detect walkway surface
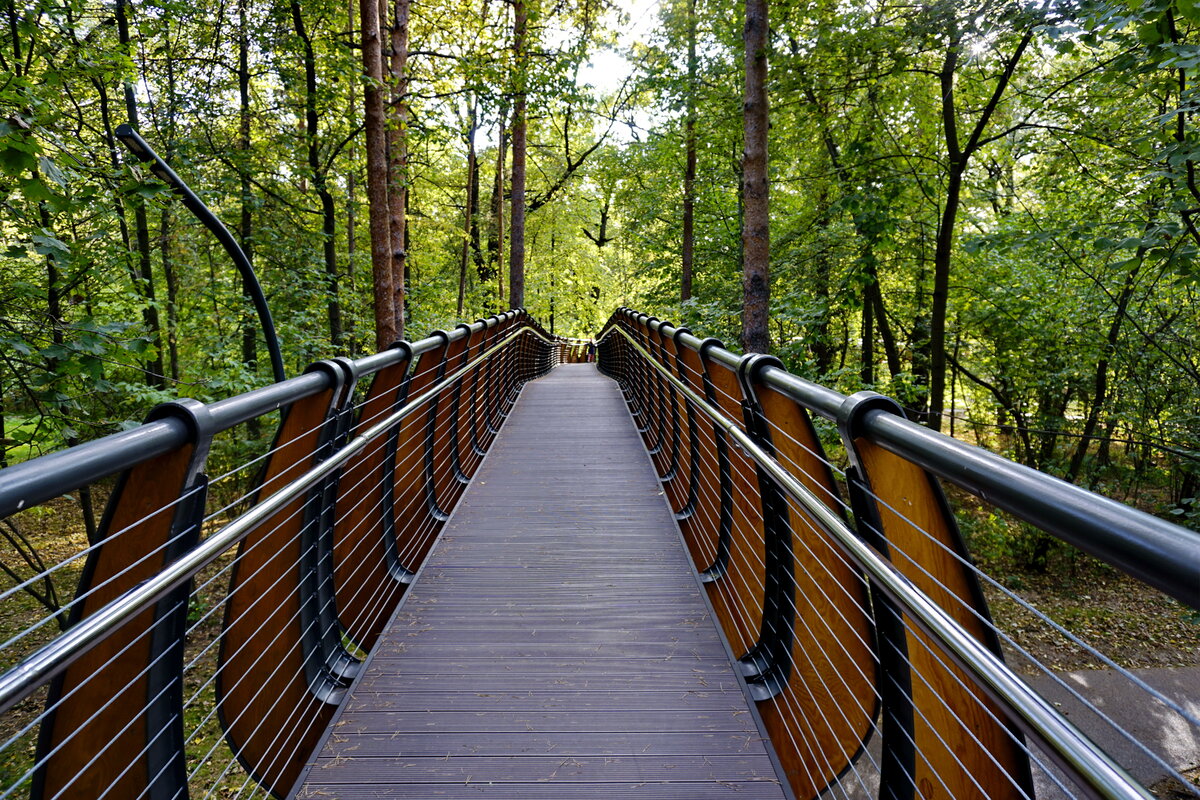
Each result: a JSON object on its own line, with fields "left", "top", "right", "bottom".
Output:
{"left": 294, "top": 363, "right": 787, "bottom": 799}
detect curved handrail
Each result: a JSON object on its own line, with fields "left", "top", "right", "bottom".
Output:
{"left": 601, "top": 322, "right": 1154, "bottom": 800}
{"left": 0, "top": 311, "right": 529, "bottom": 520}
{"left": 599, "top": 308, "right": 1200, "bottom": 610}
{"left": 0, "top": 322, "right": 559, "bottom": 716}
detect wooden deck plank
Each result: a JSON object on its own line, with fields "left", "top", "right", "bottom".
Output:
{"left": 294, "top": 364, "right": 786, "bottom": 799}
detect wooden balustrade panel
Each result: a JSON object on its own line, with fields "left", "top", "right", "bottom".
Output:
{"left": 392, "top": 349, "right": 444, "bottom": 575}
{"left": 455, "top": 328, "right": 484, "bottom": 478}
{"left": 473, "top": 328, "right": 499, "bottom": 450}
{"left": 332, "top": 357, "right": 411, "bottom": 651}
{"left": 32, "top": 444, "right": 201, "bottom": 800}
{"left": 660, "top": 334, "right": 692, "bottom": 515}
{"left": 852, "top": 438, "right": 1032, "bottom": 800}
{"left": 431, "top": 335, "right": 470, "bottom": 513}
{"left": 644, "top": 327, "right": 673, "bottom": 477}
{"left": 217, "top": 389, "right": 338, "bottom": 797}
{"left": 756, "top": 387, "right": 877, "bottom": 800}
{"left": 701, "top": 359, "right": 766, "bottom": 659}
{"left": 676, "top": 345, "right": 721, "bottom": 568}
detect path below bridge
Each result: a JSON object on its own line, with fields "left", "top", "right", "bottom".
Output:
{"left": 294, "top": 363, "right": 787, "bottom": 799}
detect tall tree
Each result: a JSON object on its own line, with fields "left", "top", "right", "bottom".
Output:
{"left": 361, "top": 0, "right": 397, "bottom": 348}
{"left": 740, "top": 0, "right": 770, "bottom": 354}
{"left": 115, "top": 0, "right": 166, "bottom": 387}
{"left": 389, "top": 0, "right": 410, "bottom": 337}
{"left": 681, "top": 0, "right": 697, "bottom": 303}
{"left": 509, "top": 0, "right": 529, "bottom": 308}
{"left": 926, "top": 9, "right": 1033, "bottom": 430}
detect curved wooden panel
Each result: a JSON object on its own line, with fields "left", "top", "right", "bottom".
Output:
{"left": 431, "top": 335, "right": 470, "bottom": 514}
{"left": 33, "top": 433, "right": 205, "bottom": 800}
{"left": 333, "top": 356, "right": 411, "bottom": 650}
{"left": 756, "top": 386, "right": 877, "bottom": 800}
{"left": 217, "top": 388, "right": 339, "bottom": 798}
{"left": 675, "top": 345, "right": 722, "bottom": 570}
{"left": 851, "top": 435, "right": 1032, "bottom": 800}
{"left": 394, "top": 347, "right": 445, "bottom": 574}
{"left": 701, "top": 358, "right": 765, "bottom": 659}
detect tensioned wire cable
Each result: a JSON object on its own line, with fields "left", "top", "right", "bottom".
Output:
{"left": 0, "top": 326, "right": 554, "bottom": 728}
{"left": 38, "top": 335, "right": 552, "bottom": 796}
{"left": 602, "top": 324, "right": 1157, "bottom": 800}
{"left": 619, "top": 355, "right": 1080, "bottom": 800}
{"left": 624, "top": 326, "right": 1200, "bottom": 754}
{"left": 630, "top": 333, "right": 1184, "bottom": 800}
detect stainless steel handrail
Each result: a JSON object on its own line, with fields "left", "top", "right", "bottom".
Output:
{"left": 608, "top": 309, "right": 1200, "bottom": 610}
{"left": 604, "top": 323, "right": 1154, "bottom": 800}
{"left": 0, "top": 324, "right": 557, "bottom": 715}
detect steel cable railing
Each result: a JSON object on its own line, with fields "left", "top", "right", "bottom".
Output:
{"left": 0, "top": 309, "right": 563, "bottom": 799}
{"left": 596, "top": 308, "right": 1200, "bottom": 800}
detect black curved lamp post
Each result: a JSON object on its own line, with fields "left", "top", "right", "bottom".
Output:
{"left": 115, "top": 124, "right": 286, "bottom": 384}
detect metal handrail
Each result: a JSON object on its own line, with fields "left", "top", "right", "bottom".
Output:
{"left": 0, "top": 311, "right": 525, "bottom": 520}
{"left": 607, "top": 309, "right": 1200, "bottom": 611}
{"left": 601, "top": 322, "right": 1154, "bottom": 800}
{"left": 0, "top": 323, "right": 557, "bottom": 716}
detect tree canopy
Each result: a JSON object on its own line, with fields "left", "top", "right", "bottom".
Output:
{"left": 2, "top": 0, "right": 1199, "bottom": 532}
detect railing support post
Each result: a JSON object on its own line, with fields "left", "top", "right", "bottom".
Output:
{"left": 736, "top": 354, "right": 795, "bottom": 700}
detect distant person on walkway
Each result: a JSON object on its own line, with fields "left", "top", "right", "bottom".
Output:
{"left": 586, "top": 341, "right": 597, "bottom": 363}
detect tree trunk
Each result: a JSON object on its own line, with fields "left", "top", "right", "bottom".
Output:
{"left": 345, "top": 0, "right": 359, "bottom": 353}
{"left": 361, "top": 0, "right": 396, "bottom": 350}
{"left": 1066, "top": 260, "right": 1141, "bottom": 482}
{"left": 291, "top": 0, "right": 343, "bottom": 348}
{"left": 489, "top": 108, "right": 508, "bottom": 305}
{"left": 458, "top": 101, "right": 477, "bottom": 318}
{"left": 681, "top": 0, "right": 697, "bottom": 304}
{"left": 929, "top": 24, "right": 1033, "bottom": 431}
{"left": 388, "top": 0, "right": 409, "bottom": 338}
{"left": 237, "top": 0, "right": 259, "bottom": 379}
{"left": 860, "top": 286, "right": 874, "bottom": 385}
{"left": 740, "top": 0, "right": 770, "bottom": 354}
{"left": 116, "top": 0, "right": 165, "bottom": 389}
{"left": 509, "top": 0, "right": 528, "bottom": 308}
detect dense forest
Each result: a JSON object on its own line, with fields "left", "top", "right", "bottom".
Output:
{"left": 1, "top": 0, "right": 1198, "bottom": 533}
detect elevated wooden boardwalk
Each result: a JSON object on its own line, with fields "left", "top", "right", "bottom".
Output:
{"left": 294, "top": 363, "right": 787, "bottom": 798}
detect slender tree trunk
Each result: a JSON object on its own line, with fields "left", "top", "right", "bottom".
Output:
{"left": 160, "top": 210, "right": 180, "bottom": 381}
{"left": 388, "top": 0, "right": 410, "bottom": 337}
{"left": 237, "top": 0, "right": 259, "bottom": 379}
{"left": 116, "top": 0, "right": 165, "bottom": 388}
{"left": 345, "top": 0, "right": 359, "bottom": 353}
{"left": 509, "top": 0, "right": 528, "bottom": 308}
{"left": 160, "top": 43, "right": 180, "bottom": 382}
{"left": 361, "top": 0, "right": 396, "bottom": 349}
{"left": 458, "top": 101, "right": 477, "bottom": 317}
{"left": 1066, "top": 261, "right": 1140, "bottom": 481}
{"left": 860, "top": 286, "right": 874, "bottom": 385}
{"left": 929, "top": 24, "right": 1032, "bottom": 431}
{"left": 489, "top": 107, "right": 508, "bottom": 305}
{"left": 291, "top": 1, "right": 342, "bottom": 347}
{"left": 740, "top": 0, "right": 770, "bottom": 354}
{"left": 681, "top": 0, "right": 697, "bottom": 304}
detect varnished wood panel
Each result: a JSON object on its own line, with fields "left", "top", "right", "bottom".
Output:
{"left": 854, "top": 437, "right": 1031, "bottom": 800}
{"left": 218, "top": 389, "right": 339, "bottom": 797}
{"left": 757, "top": 386, "right": 877, "bottom": 800}
{"left": 333, "top": 356, "right": 411, "bottom": 650}
{"left": 33, "top": 443, "right": 200, "bottom": 800}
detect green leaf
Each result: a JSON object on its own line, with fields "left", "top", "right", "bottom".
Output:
{"left": 38, "top": 156, "right": 66, "bottom": 187}
{"left": 30, "top": 232, "right": 69, "bottom": 257}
